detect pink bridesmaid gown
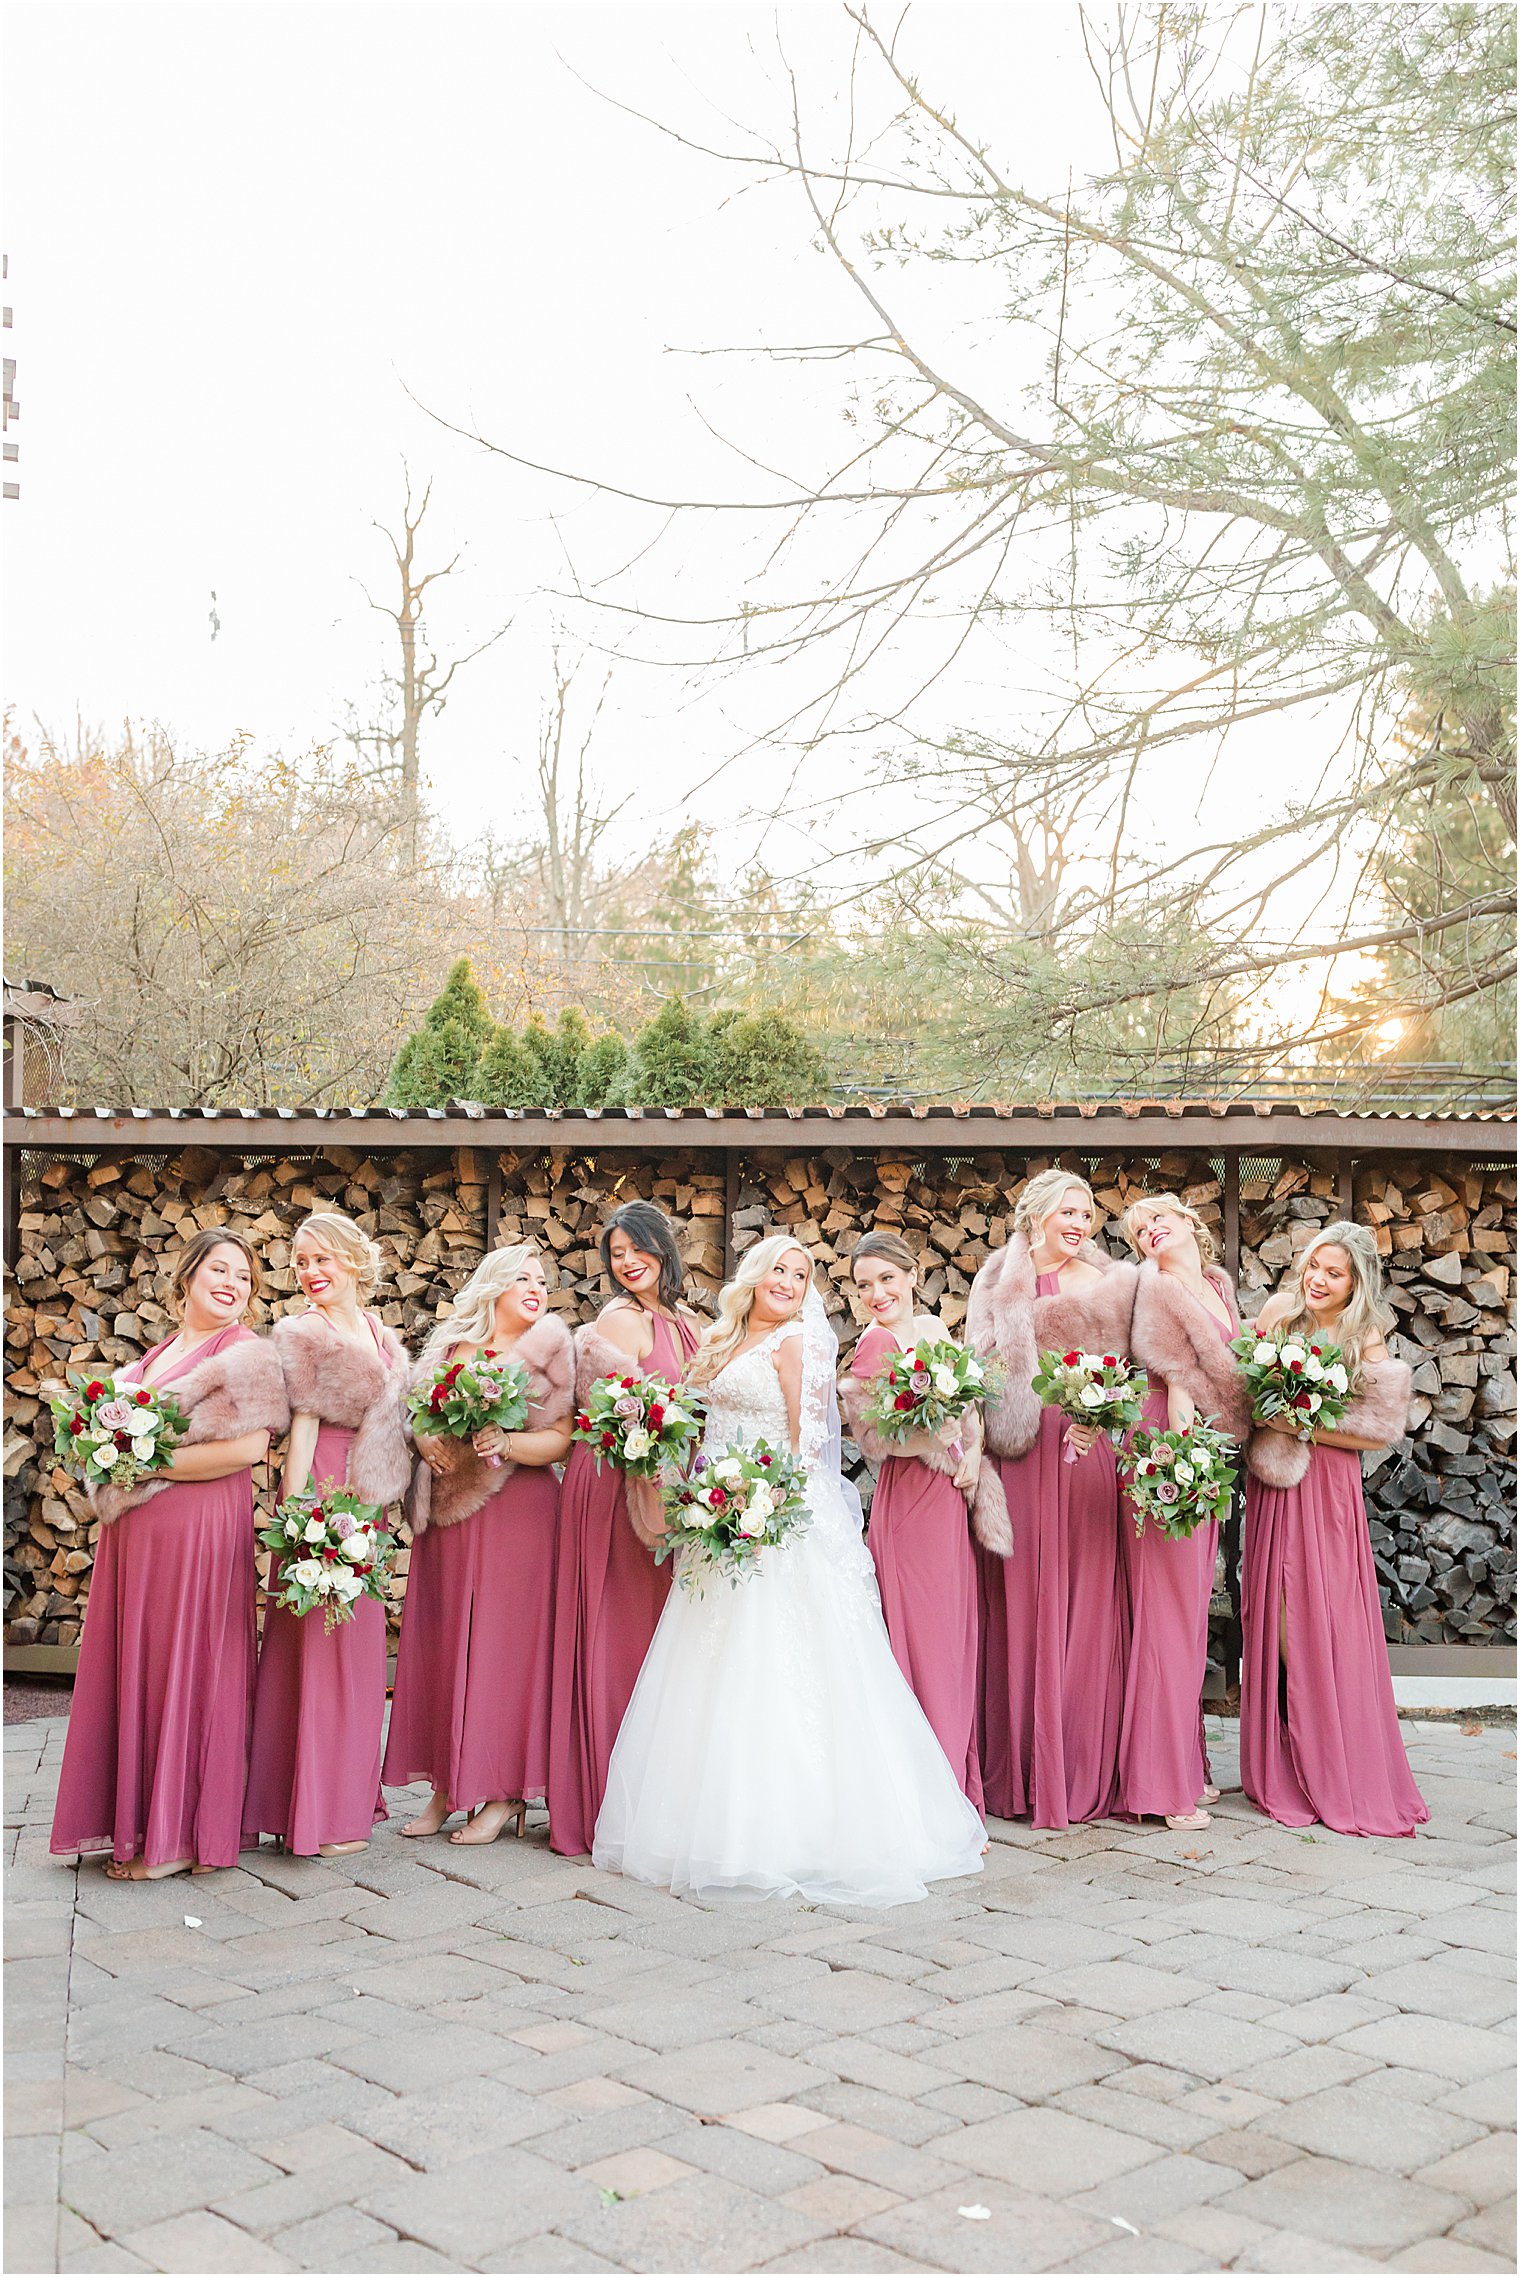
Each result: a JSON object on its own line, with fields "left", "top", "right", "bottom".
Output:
{"left": 548, "top": 1311, "right": 697, "bottom": 1858}
{"left": 980, "top": 1272, "right": 1126, "bottom": 1829}
{"left": 51, "top": 1326, "right": 258, "bottom": 1870}
{"left": 852, "top": 1326, "right": 982, "bottom": 1807}
{"left": 1115, "top": 1312, "right": 1233, "bottom": 1818}
{"left": 243, "top": 1326, "right": 395, "bottom": 1853}
{"left": 1240, "top": 1446, "right": 1428, "bottom": 1836}
{"left": 383, "top": 1461, "right": 558, "bottom": 1814}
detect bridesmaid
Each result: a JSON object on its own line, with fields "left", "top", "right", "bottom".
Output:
{"left": 1240, "top": 1221, "right": 1427, "bottom": 1837}
{"left": 244, "top": 1213, "right": 410, "bottom": 1858}
{"left": 51, "top": 1230, "right": 288, "bottom": 1880}
{"left": 840, "top": 1232, "right": 1010, "bottom": 1806}
{"left": 547, "top": 1202, "right": 701, "bottom": 1858}
{"left": 1120, "top": 1194, "right": 1250, "bottom": 1831}
{"left": 967, "top": 1169, "right": 1137, "bottom": 1828}
{"left": 384, "top": 1244, "right": 573, "bottom": 1845}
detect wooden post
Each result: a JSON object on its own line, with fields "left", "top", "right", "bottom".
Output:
{"left": 1223, "top": 1149, "right": 1240, "bottom": 1282}
{"left": 723, "top": 1152, "right": 740, "bottom": 1282}
{"left": 1221, "top": 1147, "right": 1243, "bottom": 1696}
{"left": 486, "top": 1154, "right": 502, "bottom": 1250}
{"left": 1338, "top": 1150, "right": 1354, "bottom": 1219}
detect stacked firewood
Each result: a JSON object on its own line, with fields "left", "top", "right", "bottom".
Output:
{"left": 5, "top": 1142, "right": 1514, "bottom": 1654}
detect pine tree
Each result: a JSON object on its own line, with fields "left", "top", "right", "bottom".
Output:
{"left": 708, "top": 1010, "right": 830, "bottom": 1106}
{"left": 384, "top": 957, "right": 495, "bottom": 1106}
{"left": 622, "top": 998, "right": 712, "bottom": 1106}
{"left": 575, "top": 1031, "right": 628, "bottom": 1107}
{"left": 475, "top": 1026, "right": 553, "bottom": 1109}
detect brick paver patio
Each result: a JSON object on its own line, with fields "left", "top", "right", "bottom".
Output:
{"left": 6, "top": 1714, "right": 1514, "bottom": 2276}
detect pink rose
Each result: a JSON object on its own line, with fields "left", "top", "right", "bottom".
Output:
{"left": 94, "top": 1400, "right": 138, "bottom": 1432}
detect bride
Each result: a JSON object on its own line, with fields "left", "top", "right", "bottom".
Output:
{"left": 593, "top": 1236, "right": 987, "bottom": 1906}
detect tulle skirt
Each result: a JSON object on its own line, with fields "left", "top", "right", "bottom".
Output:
{"left": 593, "top": 1479, "right": 986, "bottom": 1907}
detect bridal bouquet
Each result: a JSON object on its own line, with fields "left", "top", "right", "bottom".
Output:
{"left": 1032, "top": 1349, "right": 1148, "bottom": 1463}
{"left": 863, "top": 1338, "right": 999, "bottom": 1448}
{"left": 656, "top": 1438, "right": 810, "bottom": 1592}
{"left": 48, "top": 1375, "right": 188, "bottom": 1492}
{"left": 406, "top": 1353, "right": 531, "bottom": 1467}
{"left": 1122, "top": 1421, "right": 1237, "bottom": 1541}
{"left": 1230, "top": 1328, "right": 1352, "bottom": 1438}
{"left": 259, "top": 1485, "right": 396, "bottom": 1632}
{"left": 572, "top": 1373, "right": 707, "bottom": 1479}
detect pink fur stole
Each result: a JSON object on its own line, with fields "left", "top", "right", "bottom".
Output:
{"left": 1246, "top": 1357, "right": 1413, "bottom": 1488}
{"left": 839, "top": 1367, "right": 1013, "bottom": 1557}
{"left": 965, "top": 1232, "right": 1138, "bottom": 1461}
{"left": 405, "top": 1313, "right": 574, "bottom": 1536}
{"left": 273, "top": 1309, "right": 412, "bottom": 1507}
{"left": 1130, "top": 1262, "right": 1251, "bottom": 1440}
{"left": 90, "top": 1327, "right": 289, "bottom": 1524}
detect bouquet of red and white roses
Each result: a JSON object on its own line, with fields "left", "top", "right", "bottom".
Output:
{"left": 571, "top": 1373, "right": 706, "bottom": 1479}
{"left": 48, "top": 1374, "right": 188, "bottom": 1492}
{"left": 1229, "top": 1327, "right": 1352, "bottom": 1438}
{"left": 259, "top": 1485, "right": 396, "bottom": 1632}
{"left": 1031, "top": 1349, "right": 1148, "bottom": 1463}
{"left": 656, "top": 1438, "right": 810, "bottom": 1593}
{"left": 863, "top": 1337, "right": 998, "bottom": 1450}
{"left": 406, "top": 1353, "right": 531, "bottom": 1467}
{"left": 1122, "top": 1420, "right": 1237, "bottom": 1541}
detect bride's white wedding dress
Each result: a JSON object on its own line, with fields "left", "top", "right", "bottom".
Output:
{"left": 592, "top": 1302, "right": 986, "bottom": 1906}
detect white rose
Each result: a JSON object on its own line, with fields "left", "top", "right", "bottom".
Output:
{"left": 1327, "top": 1364, "right": 1348, "bottom": 1393}
{"left": 664, "top": 1406, "right": 689, "bottom": 1429}
{"left": 93, "top": 1442, "right": 119, "bottom": 1469}
{"left": 735, "top": 1488, "right": 771, "bottom": 1539}
{"left": 1174, "top": 1461, "right": 1196, "bottom": 1486}
{"left": 303, "top": 1517, "right": 326, "bottom": 1544}
{"left": 1078, "top": 1384, "right": 1105, "bottom": 1410}
{"left": 1303, "top": 1354, "right": 1325, "bottom": 1380}
{"left": 1253, "top": 1341, "right": 1277, "bottom": 1367}
{"left": 932, "top": 1368, "right": 959, "bottom": 1397}
{"left": 283, "top": 1517, "right": 302, "bottom": 1539}
{"left": 1279, "top": 1343, "right": 1307, "bottom": 1369}
{"left": 333, "top": 1568, "right": 363, "bottom": 1600}
{"left": 289, "top": 1559, "right": 323, "bottom": 1588}
{"left": 341, "top": 1531, "right": 373, "bottom": 1563}
{"left": 712, "top": 1458, "right": 743, "bottom": 1482}
{"left": 623, "top": 1427, "right": 652, "bottom": 1461}
{"left": 1305, "top": 1391, "right": 1323, "bottom": 1411}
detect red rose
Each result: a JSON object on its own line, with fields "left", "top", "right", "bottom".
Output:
{"left": 621, "top": 1377, "right": 636, "bottom": 1390}
{"left": 1292, "top": 1392, "right": 1312, "bottom": 1409}
{"left": 600, "top": 1431, "right": 615, "bottom": 1448}
{"left": 70, "top": 1417, "right": 85, "bottom": 1437}
{"left": 1062, "top": 1352, "right": 1079, "bottom": 1366}
{"left": 894, "top": 1391, "right": 915, "bottom": 1410}
{"left": 1104, "top": 1357, "right": 1118, "bottom": 1369}
{"left": 86, "top": 1381, "right": 104, "bottom": 1400}
{"left": 574, "top": 1413, "right": 590, "bottom": 1432}
{"left": 758, "top": 1454, "right": 772, "bottom": 1468}
{"left": 114, "top": 1431, "right": 131, "bottom": 1448}
{"left": 1287, "top": 1358, "right": 1303, "bottom": 1373}
{"left": 430, "top": 1387, "right": 446, "bottom": 1410}
{"left": 709, "top": 1488, "right": 728, "bottom": 1509}
{"left": 355, "top": 1564, "right": 372, "bottom": 1577}
{"left": 134, "top": 1389, "right": 152, "bottom": 1406}
{"left": 648, "top": 1405, "right": 665, "bottom": 1428}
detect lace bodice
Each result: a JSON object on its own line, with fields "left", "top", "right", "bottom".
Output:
{"left": 701, "top": 1323, "right": 798, "bottom": 1458}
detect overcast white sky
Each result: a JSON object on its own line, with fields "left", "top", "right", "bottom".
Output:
{"left": 4, "top": 3, "right": 1129, "bottom": 857}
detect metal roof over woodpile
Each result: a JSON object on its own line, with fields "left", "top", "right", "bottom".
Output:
{"left": 6, "top": 1099, "right": 1515, "bottom": 1154}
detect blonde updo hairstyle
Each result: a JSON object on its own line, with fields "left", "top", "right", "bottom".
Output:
{"left": 420, "top": 1242, "right": 542, "bottom": 1369}
{"left": 1013, "top": 1168, "right": 1095, "bottom": 1250}
{"left": 1275, "top": 1220, "right": 1389, "bottom": 1375}
{"left": 689, "top": 1233, "right": 813, "bottom": 1386}
{"left": 1121, "top": 1191, "right": 1219, "bottom": 1267}
{"left": 294, "top": 1211, "right": 384, "bottom": 1303}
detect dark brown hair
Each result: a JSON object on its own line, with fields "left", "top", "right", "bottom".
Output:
{"left": 851, "top": 1230, "right": 919, "bottom": 1277}
{"left": 601, "top": 1201, "right": 686, "bottom": 1311}
{"left": 169, "top": 1227, "right": 262, "bottom": 1314}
